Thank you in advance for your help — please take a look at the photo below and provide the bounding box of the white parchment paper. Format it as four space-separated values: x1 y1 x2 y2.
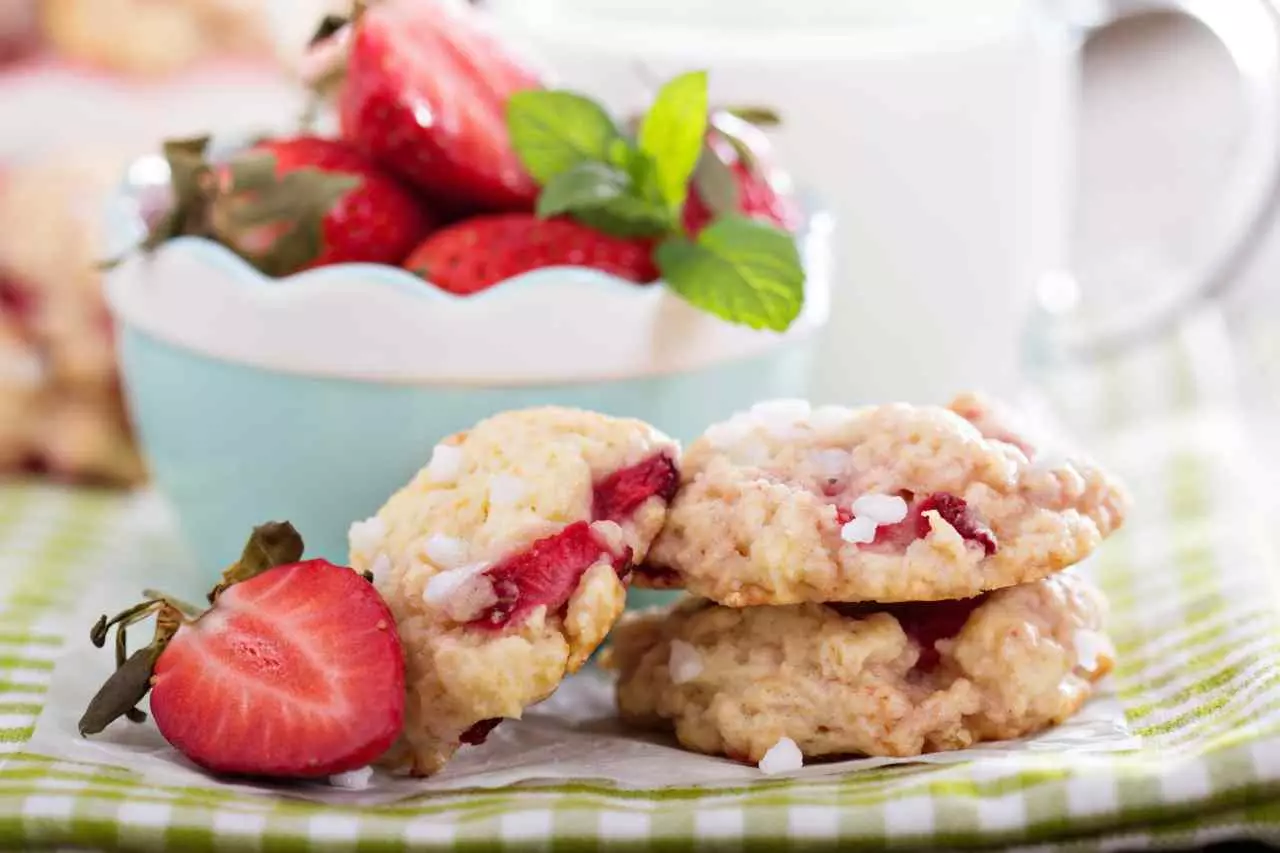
27 576 1139 806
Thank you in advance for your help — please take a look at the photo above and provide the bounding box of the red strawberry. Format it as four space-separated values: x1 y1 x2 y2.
844 491 999 556
143 135 435 277
404 214 659 295
683 111 800 236
593 452 680 525
915 493 998 555
338 1 542 212
0 271 34 324
831 595 987 671
150 560 404 778
471 521 632 630
245 136 436 270
80 524 406 780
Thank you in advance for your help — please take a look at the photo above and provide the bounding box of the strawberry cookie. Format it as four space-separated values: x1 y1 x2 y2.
607 572 1113 765
640 393 1129 606
348 407 679 776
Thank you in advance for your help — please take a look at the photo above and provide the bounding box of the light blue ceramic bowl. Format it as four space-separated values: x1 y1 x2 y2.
103 168 831 608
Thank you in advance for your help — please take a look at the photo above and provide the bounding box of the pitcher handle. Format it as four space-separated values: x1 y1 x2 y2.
1047 0 1280 356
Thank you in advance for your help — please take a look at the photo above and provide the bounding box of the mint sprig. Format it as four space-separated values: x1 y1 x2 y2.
505 72 805 332
536 161 671 238
507 92 625 185
656 217 804 332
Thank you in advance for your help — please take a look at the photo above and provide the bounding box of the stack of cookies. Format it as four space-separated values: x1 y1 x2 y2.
606 392 1130 772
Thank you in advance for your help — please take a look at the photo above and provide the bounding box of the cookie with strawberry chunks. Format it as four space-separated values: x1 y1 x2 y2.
638 393 1129 606
607 572 1113 764
348 407 680 776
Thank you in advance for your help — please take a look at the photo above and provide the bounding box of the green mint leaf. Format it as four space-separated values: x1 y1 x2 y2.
655 216 804 331
536 161 631 218
638 70 709 211
507 91 623 185
572 204 672 239
537 161 673 238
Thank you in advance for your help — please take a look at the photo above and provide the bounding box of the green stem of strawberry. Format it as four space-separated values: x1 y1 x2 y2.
141 591 203 618
79 522 308 739
80 599 185 736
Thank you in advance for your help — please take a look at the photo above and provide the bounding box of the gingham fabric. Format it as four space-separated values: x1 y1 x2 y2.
2 319 1279 851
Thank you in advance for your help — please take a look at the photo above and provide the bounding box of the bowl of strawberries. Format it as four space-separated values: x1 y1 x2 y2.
102 0 830 583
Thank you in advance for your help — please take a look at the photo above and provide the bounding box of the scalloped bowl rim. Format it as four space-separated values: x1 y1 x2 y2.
141 234 694 303
103 167 833 386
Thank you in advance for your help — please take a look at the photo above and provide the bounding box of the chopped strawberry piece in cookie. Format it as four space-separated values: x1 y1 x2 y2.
460 717 502 746
916 493 998 555
834 596 988 670
473 521 631 630
593 452 680 525
850 492 998 556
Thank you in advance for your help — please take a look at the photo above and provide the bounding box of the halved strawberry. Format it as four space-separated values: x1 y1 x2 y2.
338 1 542 212
151 560 404 778
80 524 406 780
404 214 659 295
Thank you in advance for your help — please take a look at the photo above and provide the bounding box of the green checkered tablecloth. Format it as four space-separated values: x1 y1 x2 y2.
2 323 1280 850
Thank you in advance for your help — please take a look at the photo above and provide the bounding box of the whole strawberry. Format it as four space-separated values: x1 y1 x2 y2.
404 214 658 295
80 523 405 780
248 136 436 270
143 135 435 277
683 110 800 236
337 1 542 212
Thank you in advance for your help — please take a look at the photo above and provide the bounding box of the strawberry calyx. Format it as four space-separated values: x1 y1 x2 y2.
140 136 362 278
77 521 343 738
690 110 777 219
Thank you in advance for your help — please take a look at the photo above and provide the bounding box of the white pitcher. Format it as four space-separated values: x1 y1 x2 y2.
484 0 1280 405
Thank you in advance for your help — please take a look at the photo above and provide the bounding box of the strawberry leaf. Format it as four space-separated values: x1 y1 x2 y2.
208 522 304 603
721 105 783 127
537 161 672 237
507 91 624 185
655 216 804 331
691 149 741 217
638 70 709 211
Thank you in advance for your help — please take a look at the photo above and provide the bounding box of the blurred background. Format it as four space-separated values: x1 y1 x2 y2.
0 0 1277 493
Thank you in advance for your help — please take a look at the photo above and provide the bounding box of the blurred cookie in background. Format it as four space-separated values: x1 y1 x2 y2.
39 0 272 76
0 1 38 65
0 155 145 486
